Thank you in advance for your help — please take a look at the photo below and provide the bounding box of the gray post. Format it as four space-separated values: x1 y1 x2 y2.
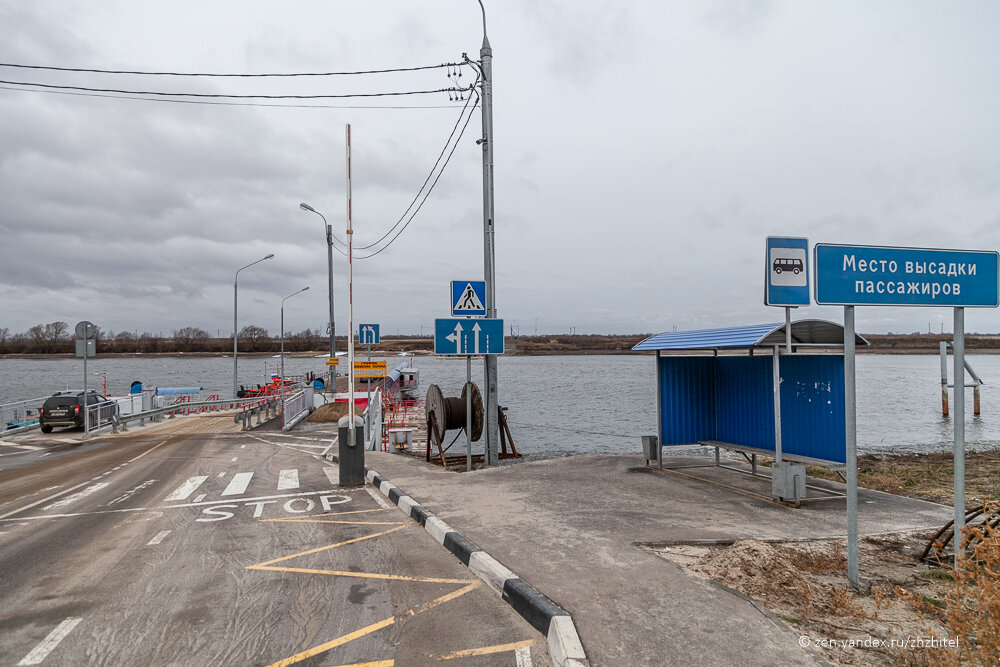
327 221 337 392
83 328 89 437
280 302 285 384
233 277 239 399
467 356 473 472
784 306 792 353
954 307 966 558
844 305 859 588
940 340 950 416
476 4 499 466
772 345 782 464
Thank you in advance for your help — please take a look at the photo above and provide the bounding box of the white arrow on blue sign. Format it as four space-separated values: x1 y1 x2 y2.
358 323 380 345
435 318 504 355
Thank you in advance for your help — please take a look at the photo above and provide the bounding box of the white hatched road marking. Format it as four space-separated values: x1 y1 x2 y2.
515 646 533 667
323 467 339 486
365 486 393 510
17 617 82 665
43 483 109 511
163 476 208 502
106 479 157 506
193 494 206 503
147 530 171 546
277 469 299 490
230 456 238 462
221 472 253 496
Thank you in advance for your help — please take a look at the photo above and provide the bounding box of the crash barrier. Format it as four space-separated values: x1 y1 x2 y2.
0 396 47 434
363 388 383 450
281 387 314 430
110 397 277 433
235 397 281 431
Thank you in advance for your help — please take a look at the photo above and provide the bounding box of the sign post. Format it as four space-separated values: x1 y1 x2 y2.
75 321 96 437
815 243 999 582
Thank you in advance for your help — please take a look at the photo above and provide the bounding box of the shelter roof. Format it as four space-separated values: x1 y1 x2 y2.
632 320 869 352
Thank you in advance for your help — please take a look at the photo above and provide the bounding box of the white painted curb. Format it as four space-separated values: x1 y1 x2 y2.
548 615 590 667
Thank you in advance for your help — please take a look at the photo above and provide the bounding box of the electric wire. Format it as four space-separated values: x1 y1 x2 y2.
0 85 466 109
356 73 479 251
355 90 480 259
0 78 462 99
0 61 461 77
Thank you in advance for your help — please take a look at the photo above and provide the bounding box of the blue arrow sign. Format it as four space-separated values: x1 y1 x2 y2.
358 323 380 345
451 280 487 317
434 318 504 355
815 244 999 307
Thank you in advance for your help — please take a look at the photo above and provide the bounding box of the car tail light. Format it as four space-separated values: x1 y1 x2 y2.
74 405 80 414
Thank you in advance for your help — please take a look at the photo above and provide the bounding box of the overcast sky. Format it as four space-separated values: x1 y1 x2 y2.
2 0 999 339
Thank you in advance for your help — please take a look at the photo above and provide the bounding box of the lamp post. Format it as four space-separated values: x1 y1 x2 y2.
300 203 337 391
233 253 274 399
280 286 309 384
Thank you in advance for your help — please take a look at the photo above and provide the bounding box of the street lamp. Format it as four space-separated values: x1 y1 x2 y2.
233 253 274 399
280 286 309 384
300 202 337 391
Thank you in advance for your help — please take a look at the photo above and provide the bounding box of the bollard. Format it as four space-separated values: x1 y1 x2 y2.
338 415 366 486
942 385 949 416
974 385 981 416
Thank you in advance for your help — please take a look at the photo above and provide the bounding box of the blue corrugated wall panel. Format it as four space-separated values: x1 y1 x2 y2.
658 356 716 444
779 355 846 464
716 356 775 450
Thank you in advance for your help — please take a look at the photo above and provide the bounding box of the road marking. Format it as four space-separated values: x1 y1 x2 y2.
432 639 534 661
193 494 206 503
164 476 208 502
240 444 246 449
231 456 238 462
147 530 171 545
222 472 253 496
277 469 299 490
323 467 338 486
515 646 533 667
365 487 394 510
326 661 393 667
17 617 81 665
249 525 409 569
217 472 226 478
106 479 157 506
43 482 109 511
1 490 350 522
39 453 51 458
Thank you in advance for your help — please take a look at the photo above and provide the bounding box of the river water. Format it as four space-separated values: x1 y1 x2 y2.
2 353 997 458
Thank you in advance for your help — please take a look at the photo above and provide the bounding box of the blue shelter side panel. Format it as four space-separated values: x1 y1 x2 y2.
658 356 716 445
779 355 846 464
715 356 775 450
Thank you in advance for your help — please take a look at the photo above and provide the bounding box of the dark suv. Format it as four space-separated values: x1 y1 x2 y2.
38 391 118 433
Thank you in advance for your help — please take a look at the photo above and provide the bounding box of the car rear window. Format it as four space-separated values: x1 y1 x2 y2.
44 397 78 408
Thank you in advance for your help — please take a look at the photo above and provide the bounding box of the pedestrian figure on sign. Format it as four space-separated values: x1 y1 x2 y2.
461 286 477 309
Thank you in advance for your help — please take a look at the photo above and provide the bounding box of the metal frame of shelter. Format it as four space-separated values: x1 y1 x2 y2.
633 320 869 505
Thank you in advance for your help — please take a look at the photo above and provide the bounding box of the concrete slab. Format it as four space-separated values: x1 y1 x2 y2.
364 451 953 666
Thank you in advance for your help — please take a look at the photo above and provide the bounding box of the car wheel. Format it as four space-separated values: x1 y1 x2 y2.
41 425 53 433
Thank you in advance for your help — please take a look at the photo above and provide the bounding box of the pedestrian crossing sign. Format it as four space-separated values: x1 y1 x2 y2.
451 280 487 317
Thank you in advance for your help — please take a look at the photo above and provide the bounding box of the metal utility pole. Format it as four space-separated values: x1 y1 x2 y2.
233 253 274 399
346 123 356 447
477 1 500 466
300 203 337 392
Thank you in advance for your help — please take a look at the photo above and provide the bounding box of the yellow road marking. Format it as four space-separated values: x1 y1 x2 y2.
326 661 394 667
247 525 407 568
265 583 481 667
431 639 535 660
262 508 391 520
248 565 470 584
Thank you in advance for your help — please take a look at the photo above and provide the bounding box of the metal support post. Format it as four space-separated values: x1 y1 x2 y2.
784 306 792 353
844 306 859 588
83 329 89 437
954 307 966 559
467 356 472 472
346 124 356 448
478 8 499 466
772 345 782 464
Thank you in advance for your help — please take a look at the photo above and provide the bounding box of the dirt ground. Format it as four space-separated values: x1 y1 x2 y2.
651 449 1000 665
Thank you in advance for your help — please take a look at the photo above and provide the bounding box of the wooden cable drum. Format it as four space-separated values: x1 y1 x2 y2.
425 382 484 445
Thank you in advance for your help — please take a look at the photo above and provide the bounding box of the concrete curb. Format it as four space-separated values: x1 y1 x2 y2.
364 467 590 667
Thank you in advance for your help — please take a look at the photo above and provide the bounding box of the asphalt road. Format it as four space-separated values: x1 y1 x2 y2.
0 428 548 666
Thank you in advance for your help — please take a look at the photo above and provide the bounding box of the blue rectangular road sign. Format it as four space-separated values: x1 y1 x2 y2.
435 318 504 355
451 280 487 317
359 323 380 345
765 236 810 307
815 244 999 307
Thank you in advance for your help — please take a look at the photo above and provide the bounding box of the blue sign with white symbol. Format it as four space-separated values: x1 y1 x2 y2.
451 280 487 317
435 318 504 356
815 244 999 307
765 237 810 307
358 323 380 345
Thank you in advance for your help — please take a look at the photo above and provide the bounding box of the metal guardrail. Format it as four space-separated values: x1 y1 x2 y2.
112 397 279 433
281 387 314 430
364 388 383 450
0 396 47 434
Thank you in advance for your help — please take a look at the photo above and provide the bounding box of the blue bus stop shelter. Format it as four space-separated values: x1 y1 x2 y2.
633 320 868 501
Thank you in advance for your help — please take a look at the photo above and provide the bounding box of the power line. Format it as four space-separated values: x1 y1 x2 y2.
0 78 466 100
0 61 461 77
357 75 479 251
356 91 480 260
0 84 464 109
